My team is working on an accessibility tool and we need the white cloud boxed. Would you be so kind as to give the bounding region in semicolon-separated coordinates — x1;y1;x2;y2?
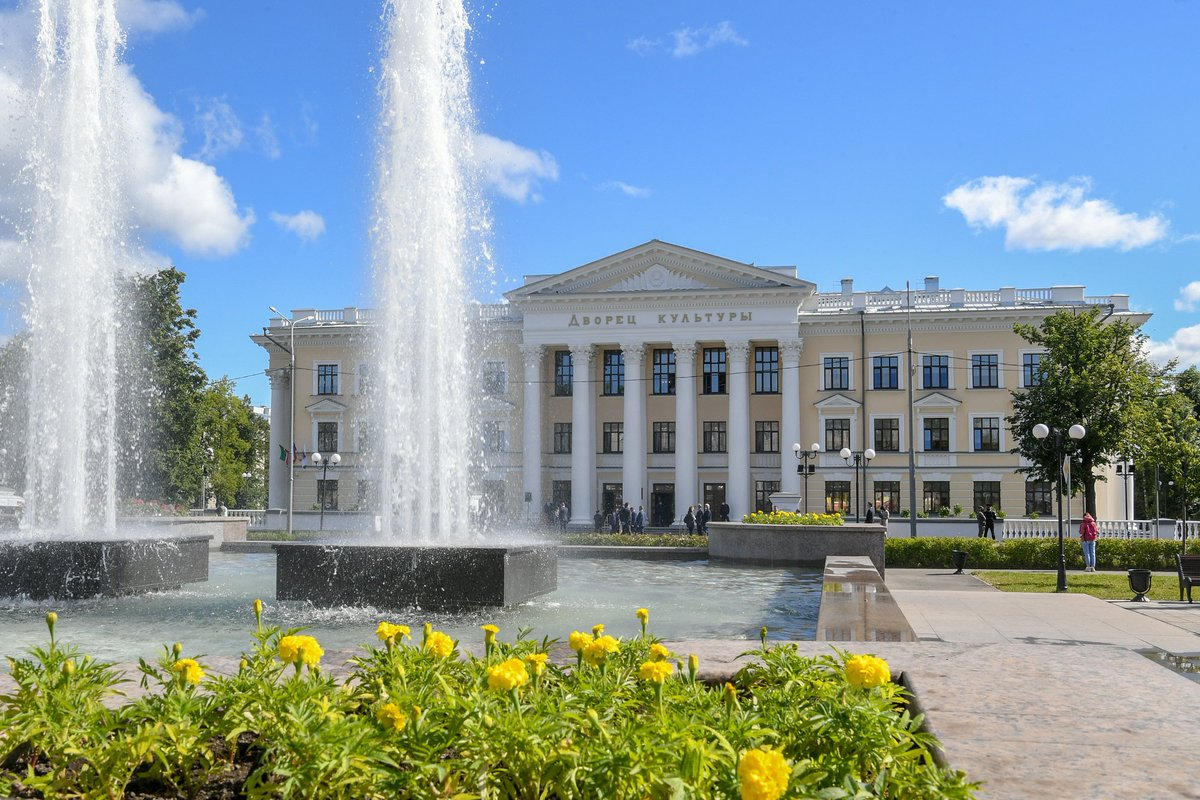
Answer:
671;21;748;58
600;180;651;198
1146;325;1200;369
472;133;559;203
1175;281;1200;312
255;112;281;159
194;97;244;160
117;0;202;35
943;176;1168;252
270;210;325;242
626;36;658;56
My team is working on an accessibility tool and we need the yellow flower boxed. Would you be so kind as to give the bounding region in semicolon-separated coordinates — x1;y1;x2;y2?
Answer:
592;623;605;638
482;624;499;646
376;621;411;643
278;634;324;668
845;654;891;689
650;643;670;662
253;598;263;622
635;608;649;623
376;702;407;732
738;748;790;800
638;660;673;684
172;658;204;685
486;657;530;691
568;631;594;652
583;635;620;666
424;630;455;658
525;652;548;676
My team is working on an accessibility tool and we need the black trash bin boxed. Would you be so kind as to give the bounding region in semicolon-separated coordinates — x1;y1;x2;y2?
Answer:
1127;569;1152;602
951;549;968;575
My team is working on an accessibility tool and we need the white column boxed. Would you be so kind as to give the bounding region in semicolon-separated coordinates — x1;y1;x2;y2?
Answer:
268;369;289;510
520;343;545;524
569;344;595;526
621;343;646;512
780;338;804;494
727;340;752;518
673;342;697;524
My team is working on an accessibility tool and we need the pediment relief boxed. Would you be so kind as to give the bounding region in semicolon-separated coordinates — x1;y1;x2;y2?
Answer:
814;393;862;410
306;398;348;415
913;392;961;408
604;264;709;292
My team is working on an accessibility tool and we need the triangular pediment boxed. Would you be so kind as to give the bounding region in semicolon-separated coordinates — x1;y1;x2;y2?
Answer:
913;392;961;408
306;398;348;414
505;240;815;300
814;393;862;410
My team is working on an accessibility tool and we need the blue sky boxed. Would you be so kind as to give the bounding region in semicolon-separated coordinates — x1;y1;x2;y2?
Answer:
3;1;1198;406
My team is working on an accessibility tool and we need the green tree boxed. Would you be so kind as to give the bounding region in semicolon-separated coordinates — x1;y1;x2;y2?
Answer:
0;333;29;493
1007;308;1171;516
193;380;269;508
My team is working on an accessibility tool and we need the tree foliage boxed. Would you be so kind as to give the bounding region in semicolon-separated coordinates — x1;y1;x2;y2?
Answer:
1007;308;1171;516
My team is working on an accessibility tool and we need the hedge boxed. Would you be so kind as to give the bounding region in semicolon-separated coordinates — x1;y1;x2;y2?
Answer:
884;537;1197;571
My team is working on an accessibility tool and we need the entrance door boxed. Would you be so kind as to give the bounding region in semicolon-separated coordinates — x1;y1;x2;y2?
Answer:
601;483;623;516
703;482;726;514
650;484;674;527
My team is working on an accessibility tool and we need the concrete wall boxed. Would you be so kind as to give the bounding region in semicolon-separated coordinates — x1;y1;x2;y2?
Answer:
707;521;886;576
120;516;248;550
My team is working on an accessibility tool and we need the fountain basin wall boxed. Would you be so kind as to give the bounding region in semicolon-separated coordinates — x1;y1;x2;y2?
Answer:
120;516;248;549
708;522;886;576
274;542;558;611
0;535;211;599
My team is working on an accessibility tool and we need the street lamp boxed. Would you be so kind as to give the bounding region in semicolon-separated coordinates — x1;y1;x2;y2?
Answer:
310;451;341;532
268;307;316;538
839;447;876;522
200;446;214;510
792;442;821;514
1032;422;1086;592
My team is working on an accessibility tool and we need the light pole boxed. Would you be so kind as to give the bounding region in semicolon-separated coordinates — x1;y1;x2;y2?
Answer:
200;445;214;510
268;307;316;538
839;447;876;522
792;442;821;514
1116;454;1134;521
1032;422;1086;593
310;451;341;532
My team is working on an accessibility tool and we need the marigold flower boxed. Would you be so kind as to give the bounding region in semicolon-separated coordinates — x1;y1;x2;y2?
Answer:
482;624;499;645
486;657;530;691
845;654;891;689
172;658;204;685
635;607;649;623
376;702;407;731
524;652;548;676
583;634;620;666
568;631;594;652
592;623;605;638
650;642;670;662
278;634;324;668
424;630;454;658
638;660;673;684
688;653;699;681
738;748;790;800
253;598;263;623
376;621;411;643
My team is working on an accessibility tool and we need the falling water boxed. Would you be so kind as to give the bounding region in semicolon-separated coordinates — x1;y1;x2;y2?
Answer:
22;0;125;534
370;0;485;542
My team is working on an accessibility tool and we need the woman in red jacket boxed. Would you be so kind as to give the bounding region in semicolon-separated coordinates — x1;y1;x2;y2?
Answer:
1079;512;1099;572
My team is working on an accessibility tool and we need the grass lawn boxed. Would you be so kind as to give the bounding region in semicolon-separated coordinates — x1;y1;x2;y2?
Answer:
974;570;1183;601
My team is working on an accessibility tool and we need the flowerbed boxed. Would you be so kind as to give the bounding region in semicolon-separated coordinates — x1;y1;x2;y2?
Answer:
885;536;1194;571
740;510;844;526
0;608;976;799
559;533;708;547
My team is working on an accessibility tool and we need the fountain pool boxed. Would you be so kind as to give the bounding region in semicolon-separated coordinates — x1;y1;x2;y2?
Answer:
0;553;822;663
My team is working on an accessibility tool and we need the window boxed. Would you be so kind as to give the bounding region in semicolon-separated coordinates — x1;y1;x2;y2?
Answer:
357;363;372;395
482;361;506;395
973;417;1000;451
973;481;1001;511
702;421;726;453
602;350;624;396
553;423;572;454
873;418;900;452
873;480;900;513
551;480;571;507
481;421;505;452
652;349;676;395
1025;480;1053;516
826;481;850;514
652;422;675;453
922;355;949;389
825;418;850;453
316;364;339;395
317;479;338;511
971;354;999;388
923;418;950;451
824;356;849;390
554;351;573;396
755;480;780;513
873;356;899;390
755;421;780;453
702;348;727;394
1022;353;1045;387
922;481;950;513
356;479;377;511
602;422;624;454
754;347;779;393
317;422;338;454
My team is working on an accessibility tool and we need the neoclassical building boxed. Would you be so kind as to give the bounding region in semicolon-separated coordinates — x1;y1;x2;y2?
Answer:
254;240;1141;528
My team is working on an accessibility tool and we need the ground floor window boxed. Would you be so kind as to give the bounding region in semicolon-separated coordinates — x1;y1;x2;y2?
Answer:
317;479;338;511
551;480;571;509
973;481;1001;511
755;480;780;513
873;480;900;513
826;481;850;514
1025;480;1053;516
923;481;950;513
601;482;623;516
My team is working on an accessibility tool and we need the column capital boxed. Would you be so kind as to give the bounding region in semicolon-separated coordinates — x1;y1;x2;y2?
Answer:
519;343;546;367
671;341;697;361
569;343;595;366
267;369;290;390
620;342;646;366
726;340;752;363
779;338;804;362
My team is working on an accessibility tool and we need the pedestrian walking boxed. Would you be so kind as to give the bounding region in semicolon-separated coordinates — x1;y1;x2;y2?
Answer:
878;503;890;532
684;506;696;534
1079;512;1099;572
976;508;986;538
984;505;997;540
718;501;730;522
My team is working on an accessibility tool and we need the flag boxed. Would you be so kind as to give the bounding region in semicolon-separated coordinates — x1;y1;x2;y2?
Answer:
292;443;299;466
279;444;288;463
299;447;308;467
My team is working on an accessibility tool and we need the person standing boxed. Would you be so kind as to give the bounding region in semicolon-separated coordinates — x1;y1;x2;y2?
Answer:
608;509;619;534
1079;512;1099;572
634;505;645;533
684;506;696;534
865;504;874;524
592;509;603;533
976;508;986;538
700;503;712;534
558;502;569;533
718;500;730;522
984;505;997;540
878;503;890;532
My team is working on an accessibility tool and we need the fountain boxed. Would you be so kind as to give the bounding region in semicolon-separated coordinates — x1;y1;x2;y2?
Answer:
0;0;210;599
273;0;556;610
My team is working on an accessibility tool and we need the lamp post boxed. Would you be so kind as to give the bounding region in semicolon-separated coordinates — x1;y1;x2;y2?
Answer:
200;445;214;510
839;447;876;522
791;442;821;514
310;451;341;532
268;307;316;538
1032;422;1086;593
1116;454;1134;521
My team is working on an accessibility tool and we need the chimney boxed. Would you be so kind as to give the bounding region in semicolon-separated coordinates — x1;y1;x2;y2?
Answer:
840;278;854;296
924;276;940;292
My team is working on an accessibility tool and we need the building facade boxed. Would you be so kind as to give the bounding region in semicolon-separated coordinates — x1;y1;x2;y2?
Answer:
254;240;1142;528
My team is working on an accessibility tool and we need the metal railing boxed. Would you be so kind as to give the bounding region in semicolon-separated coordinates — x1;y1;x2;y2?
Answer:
1001;518;1174;541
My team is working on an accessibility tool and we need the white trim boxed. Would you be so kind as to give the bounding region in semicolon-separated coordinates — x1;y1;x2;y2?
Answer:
356;362;370;395
966;349;1004;389
972;472;1005;482
918;349;954;391
312;360;342;396
918;411;956;453
869;350;905;391
310;418;341;458
968;412;1004;453
869;413;904;453
1018;349;1047;388
819;414;857;453
819;352;854;391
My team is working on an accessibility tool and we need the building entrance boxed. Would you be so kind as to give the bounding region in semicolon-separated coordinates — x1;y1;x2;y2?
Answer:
703;482;726;515
651;484;674;527
601;483;623;516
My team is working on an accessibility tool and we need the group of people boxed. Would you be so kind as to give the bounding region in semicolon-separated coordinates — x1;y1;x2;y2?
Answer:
863;502;891;529
975;505;998;539
593;503;646;534
542;500;570;533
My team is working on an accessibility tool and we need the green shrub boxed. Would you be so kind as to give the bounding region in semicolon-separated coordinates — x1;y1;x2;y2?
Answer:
559;533;709;547
740;510;844;525
886;537;1195;570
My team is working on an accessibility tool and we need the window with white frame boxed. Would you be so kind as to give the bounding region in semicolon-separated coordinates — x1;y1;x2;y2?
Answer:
823;356;850;390
316;364;339;395
972;417;1001;451
482;361;507;395
971;353;999;388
